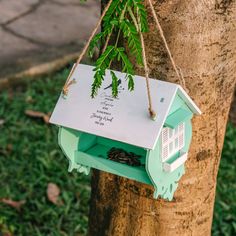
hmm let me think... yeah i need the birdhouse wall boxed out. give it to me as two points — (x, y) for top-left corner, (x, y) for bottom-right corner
(169, 94), (186, 115)
(146, 94), (193, 200)
(78, 132), (97, 151)
(146, 119), (192, 200)
(58, 127), (90, 174)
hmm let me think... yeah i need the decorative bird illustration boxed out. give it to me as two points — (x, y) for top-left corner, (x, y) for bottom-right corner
(104, 79), (122, 90)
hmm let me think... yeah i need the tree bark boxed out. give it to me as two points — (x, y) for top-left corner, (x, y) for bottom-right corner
(88, 1), (236, 235)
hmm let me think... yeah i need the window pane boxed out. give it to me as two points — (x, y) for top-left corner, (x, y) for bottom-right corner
(174, 126), (178, 135)
(175, 138), (178, 149)
(179, 133), (184, 149)
(169, 142), (173, 153)
(169, 128), (173, 138)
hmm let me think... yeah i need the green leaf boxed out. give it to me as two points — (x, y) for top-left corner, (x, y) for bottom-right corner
(127, 74), (134, 91)
(133, 0), (148, 33)
(102, 0), (124, 30)
(90, 0), (148, 97)
(88, 32), (104, 58)
(116, 47), (134, 75)
(110, 71), (119, 97)
(91, 46), (117, 98)
(120, 19), (143, 65)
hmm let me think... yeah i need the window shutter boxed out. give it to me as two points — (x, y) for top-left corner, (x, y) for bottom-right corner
(179, 132), (184, 149)
(169, 142), (173, 153)
(162, 128), (168, 144)
(162, 145), (169, 162)
(161, 123), (185, 162)
(162, 128), (169, 161)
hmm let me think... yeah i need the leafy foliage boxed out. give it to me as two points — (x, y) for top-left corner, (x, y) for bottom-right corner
(120, 19), (143, 65)
(91, 45), (135, 97)
(133, 0), (149, 32)
(89, 0), (148, 98)
(88, 32), (104, 58)
(91, 46), (117, 97)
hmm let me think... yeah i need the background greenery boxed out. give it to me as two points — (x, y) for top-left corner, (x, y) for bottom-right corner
(0, 66), (235, 236)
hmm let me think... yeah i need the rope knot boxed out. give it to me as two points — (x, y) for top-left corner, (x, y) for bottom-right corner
(62, 79), (76, 97)
(149, 108), (157, 121)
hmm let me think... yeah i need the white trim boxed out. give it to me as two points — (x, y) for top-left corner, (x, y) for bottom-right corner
(163, 152), (188, 172)
(177, 86), (202, 115)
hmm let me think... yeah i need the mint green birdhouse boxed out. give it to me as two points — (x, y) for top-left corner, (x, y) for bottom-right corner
(50, 64), (201, 201)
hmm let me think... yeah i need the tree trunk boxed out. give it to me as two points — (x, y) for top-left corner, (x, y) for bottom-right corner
(88, 1), (236, 235)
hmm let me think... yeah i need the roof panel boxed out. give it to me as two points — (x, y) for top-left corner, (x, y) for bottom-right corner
(165, 108), (193, 129)
(50, 64), (200, 150)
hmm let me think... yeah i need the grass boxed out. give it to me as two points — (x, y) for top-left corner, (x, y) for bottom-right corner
(0, 67), (90, 236)
(212, 123), (236, 236)
(0, 66), (235, 235)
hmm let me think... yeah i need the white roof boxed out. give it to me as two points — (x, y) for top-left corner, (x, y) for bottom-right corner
(50, 64), (201, 150)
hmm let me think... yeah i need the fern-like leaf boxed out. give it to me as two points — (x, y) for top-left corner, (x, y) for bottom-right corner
(91, 46), (117, 97)
(116, 47), (134, 75)
(110, 71), (119, 97)
(127, 74), (134, 91)
(88, 32), (104, 58)
(133, 0), (148, 32)
(87, 0), (149, 97)
(120, 19), (143, 65)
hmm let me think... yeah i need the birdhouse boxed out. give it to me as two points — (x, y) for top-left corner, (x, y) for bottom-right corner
(50, 64), (201, 201)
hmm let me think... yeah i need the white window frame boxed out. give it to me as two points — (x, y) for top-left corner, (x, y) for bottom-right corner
(161, 123), (185, 162)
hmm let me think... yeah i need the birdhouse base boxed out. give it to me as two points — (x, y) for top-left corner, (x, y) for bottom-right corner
(58, 126), (187, 200)
(69, 132), (152, 185)
(75, 143), (152, 185)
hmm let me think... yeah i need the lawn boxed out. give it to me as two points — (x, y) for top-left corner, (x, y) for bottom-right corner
(0, 66), (235, 236)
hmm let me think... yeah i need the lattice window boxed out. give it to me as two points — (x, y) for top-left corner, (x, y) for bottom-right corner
(161, 123), (185, 162)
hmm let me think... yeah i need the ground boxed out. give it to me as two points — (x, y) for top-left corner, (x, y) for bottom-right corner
(0, 0), (99, 79)
(0, 67), (235, 236)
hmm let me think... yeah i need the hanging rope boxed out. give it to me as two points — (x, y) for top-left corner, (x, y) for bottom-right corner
(147, 0), (187, 90)
(62, 0), (113, 96)
(62, 0), (187, 121)
(136, 10), (156, 120)
(140, 32), (156, 120)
